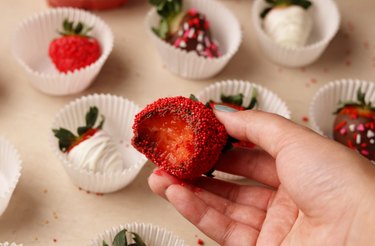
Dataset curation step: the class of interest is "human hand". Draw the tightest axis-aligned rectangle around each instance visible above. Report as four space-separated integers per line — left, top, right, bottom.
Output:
148 109 375 245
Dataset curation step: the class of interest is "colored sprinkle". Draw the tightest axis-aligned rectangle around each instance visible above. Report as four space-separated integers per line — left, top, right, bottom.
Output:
349 124 356 132
335 121 347 131
198 239 205 245
370 139 375 144
302 116 309 122
367 130 375 138
347 140 355 149
361 143 368 148
357 124 365 132
356 134 362 144
340 128 347 135
361 150 369 156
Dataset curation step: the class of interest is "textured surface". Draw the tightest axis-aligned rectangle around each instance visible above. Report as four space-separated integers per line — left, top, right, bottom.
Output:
1 0 375 245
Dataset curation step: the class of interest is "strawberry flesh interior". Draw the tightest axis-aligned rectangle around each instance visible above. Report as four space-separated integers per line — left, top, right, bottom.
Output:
139 114 195 167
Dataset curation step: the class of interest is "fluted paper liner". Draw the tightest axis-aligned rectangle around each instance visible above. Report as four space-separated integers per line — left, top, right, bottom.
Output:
50 94 147 193
89 223 186 246
0 243 23 246
252 0 340 67
0 137 22 217
197 80 291 180
145 0 242 79
12 8 113 96
309 79 375 138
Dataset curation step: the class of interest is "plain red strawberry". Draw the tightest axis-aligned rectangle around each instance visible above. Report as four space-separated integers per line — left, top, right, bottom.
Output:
333 90 375 161
132 96 228 179
53 106 104 153
49 19 101 73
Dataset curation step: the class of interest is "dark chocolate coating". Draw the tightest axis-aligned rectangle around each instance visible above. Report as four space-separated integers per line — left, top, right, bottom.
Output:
168 9 221 58
333 113 375 161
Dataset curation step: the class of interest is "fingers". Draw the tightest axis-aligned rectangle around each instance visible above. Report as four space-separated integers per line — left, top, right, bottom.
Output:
165 184 259 246
216 147 279 187
193 176 275 211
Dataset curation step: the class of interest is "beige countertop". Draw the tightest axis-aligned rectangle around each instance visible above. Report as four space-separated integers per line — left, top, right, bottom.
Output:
0 0 374 245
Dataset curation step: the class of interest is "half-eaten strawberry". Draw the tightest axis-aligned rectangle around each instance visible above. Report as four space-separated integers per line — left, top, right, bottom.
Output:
132 96 228 179
333 89 375 161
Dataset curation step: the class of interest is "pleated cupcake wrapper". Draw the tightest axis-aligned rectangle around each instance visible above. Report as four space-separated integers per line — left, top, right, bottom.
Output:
89 223 186 246
0 243 23 246
309 79 375 138
50 94 147 193
252 0 340 68
145 0 242 80
0 137 22 216
197 79 291 180
12 8 114 96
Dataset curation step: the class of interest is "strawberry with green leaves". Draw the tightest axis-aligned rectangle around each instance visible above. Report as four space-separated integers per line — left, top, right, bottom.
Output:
333 89 375 161
150 0 221 58
53 106 124 173
49 19 101 73
132 96 228 179
261 0 313 48
103 228 146 246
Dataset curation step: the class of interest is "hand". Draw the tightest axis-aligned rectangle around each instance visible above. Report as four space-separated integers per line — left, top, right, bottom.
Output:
148 110 375 245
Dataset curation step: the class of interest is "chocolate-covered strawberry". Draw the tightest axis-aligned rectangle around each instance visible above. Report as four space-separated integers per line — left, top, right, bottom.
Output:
150 0 221 58
49 19 101 73
132 96 228 179
333 89 375 161
261 0 313 48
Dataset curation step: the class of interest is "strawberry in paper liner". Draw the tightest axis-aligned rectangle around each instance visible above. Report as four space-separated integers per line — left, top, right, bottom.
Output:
150 0 221 58
49 19 101 73
261 0 313 48
333 89 375 161
53 106 124 173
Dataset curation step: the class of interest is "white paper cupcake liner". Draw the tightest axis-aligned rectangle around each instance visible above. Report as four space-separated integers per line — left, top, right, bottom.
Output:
0 243 23 246
145 0 242 80
309 79 375 138
196 79 291 180
89 223 186 246
12 8 114 96
252 0 340 67
0 137 22 217
50 94 147 193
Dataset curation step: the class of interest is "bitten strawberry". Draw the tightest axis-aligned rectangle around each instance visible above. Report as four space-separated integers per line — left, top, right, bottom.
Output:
150 0 221 58
53 106 124 173
333 89 375 161
49 19 101 73
261 0 312 48
132 96 228 179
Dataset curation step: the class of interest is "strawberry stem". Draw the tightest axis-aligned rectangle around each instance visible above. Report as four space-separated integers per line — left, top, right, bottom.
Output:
261 0 312 18
59 19 94 37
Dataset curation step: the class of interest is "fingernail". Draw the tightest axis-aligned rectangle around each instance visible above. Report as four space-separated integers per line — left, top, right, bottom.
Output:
213 104 238 112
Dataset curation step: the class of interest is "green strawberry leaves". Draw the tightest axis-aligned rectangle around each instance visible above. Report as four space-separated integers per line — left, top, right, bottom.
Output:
102 229 146 246
149 0 183 39
334 89 375 114
59 19 94 37
52 106 105 152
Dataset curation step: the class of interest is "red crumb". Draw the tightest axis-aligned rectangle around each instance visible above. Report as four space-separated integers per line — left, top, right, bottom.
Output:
153 169 163 176
53 238 57 243
197 239 204 245
302 116 309 122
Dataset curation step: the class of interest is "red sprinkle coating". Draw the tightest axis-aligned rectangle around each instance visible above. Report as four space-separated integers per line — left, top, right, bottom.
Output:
49 35 101 73
132 96 228 179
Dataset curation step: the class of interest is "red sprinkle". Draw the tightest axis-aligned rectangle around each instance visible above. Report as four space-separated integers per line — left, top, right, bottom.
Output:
335 121 347 131
302 116 309 122
347 140 355 149
197 239 204 245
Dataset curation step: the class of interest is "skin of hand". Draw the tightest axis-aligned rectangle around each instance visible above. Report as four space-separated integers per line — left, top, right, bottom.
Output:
148 109 375 246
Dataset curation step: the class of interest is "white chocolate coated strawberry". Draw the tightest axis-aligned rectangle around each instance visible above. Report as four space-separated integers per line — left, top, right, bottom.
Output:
68 130 124 173
263 5 312 48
